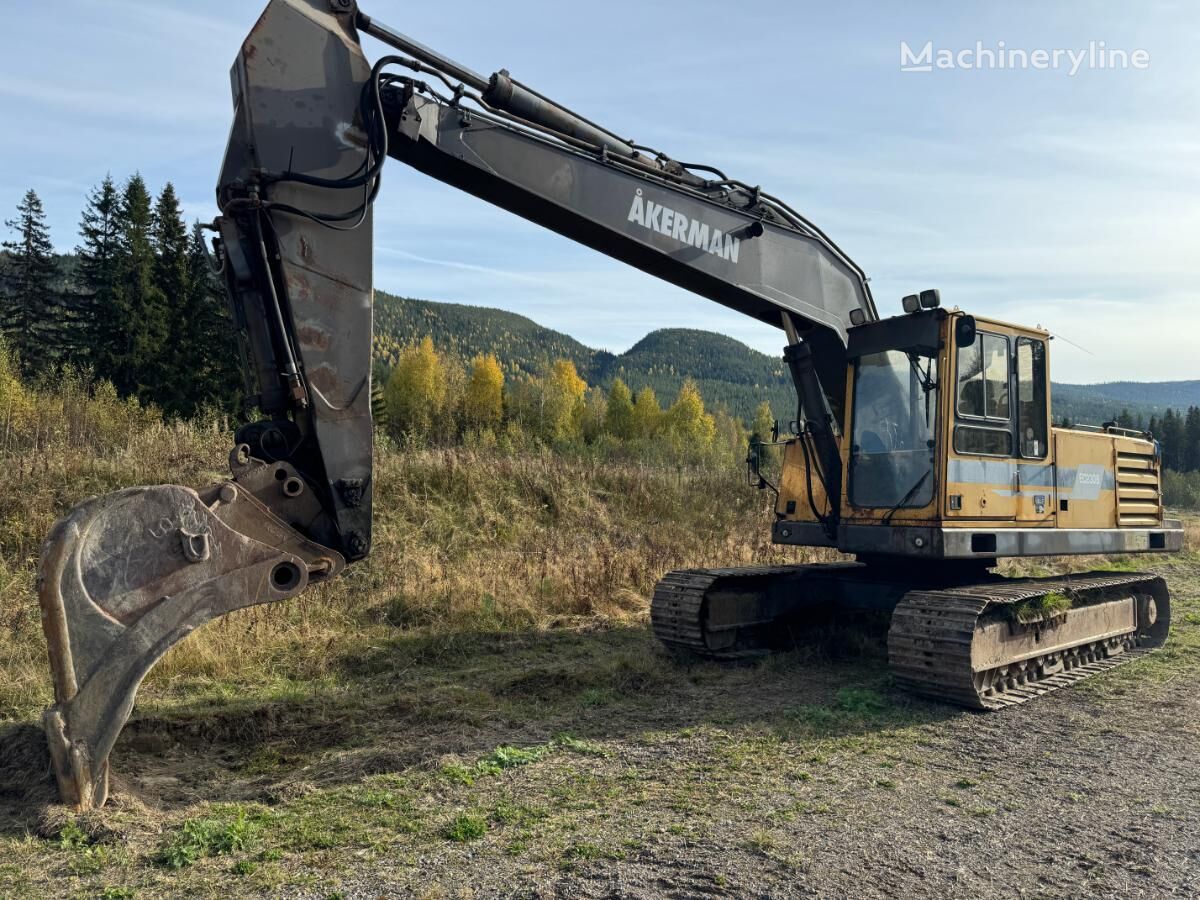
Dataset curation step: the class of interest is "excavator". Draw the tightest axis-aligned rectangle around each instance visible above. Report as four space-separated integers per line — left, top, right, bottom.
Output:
37 0 1182 809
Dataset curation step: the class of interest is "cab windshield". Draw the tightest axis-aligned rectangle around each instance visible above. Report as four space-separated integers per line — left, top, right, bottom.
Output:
849 350 938 509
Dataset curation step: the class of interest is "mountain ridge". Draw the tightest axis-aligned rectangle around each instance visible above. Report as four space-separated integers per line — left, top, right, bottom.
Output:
372 292 1199 425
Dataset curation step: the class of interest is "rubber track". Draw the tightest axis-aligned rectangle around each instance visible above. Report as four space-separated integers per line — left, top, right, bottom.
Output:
888 571 1168 709
650 565 806 657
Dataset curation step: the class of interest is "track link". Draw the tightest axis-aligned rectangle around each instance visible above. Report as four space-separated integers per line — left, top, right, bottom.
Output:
888 571 1170 709
650 565 807 658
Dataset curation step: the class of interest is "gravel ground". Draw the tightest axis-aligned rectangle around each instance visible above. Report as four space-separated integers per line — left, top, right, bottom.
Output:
3 558 1198 899
299 562 1200 899
306 669 1200 899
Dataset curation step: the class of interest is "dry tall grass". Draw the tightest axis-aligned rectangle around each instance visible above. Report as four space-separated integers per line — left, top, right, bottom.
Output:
4 369 1189 726
0 392 802 720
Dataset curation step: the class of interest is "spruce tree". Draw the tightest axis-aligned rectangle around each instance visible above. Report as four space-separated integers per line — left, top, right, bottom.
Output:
152 183 192 415
1185 407 1200 473
1160 409 1184 472
110 174 170 402
1 189 59 376
74 175 124 372
184 222 242 415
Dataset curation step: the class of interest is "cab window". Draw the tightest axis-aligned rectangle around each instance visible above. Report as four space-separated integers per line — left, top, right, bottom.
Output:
848 350 939 509
956 332 1009 420
955 331 1011 457
1016 337 1048 458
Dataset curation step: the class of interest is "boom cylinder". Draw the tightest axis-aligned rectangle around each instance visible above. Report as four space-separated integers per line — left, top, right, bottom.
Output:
358 10 706 185
357 13 490 90
481 70 638 160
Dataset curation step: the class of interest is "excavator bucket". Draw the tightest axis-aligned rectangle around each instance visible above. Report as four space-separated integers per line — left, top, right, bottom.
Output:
38 0 370 809
39 480 344 809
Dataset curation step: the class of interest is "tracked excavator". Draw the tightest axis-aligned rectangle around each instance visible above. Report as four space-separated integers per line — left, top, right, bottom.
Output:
38 0 1182 809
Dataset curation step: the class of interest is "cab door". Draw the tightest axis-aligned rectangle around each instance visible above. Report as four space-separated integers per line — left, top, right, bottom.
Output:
944 323 1018 521
1013 336 1055 525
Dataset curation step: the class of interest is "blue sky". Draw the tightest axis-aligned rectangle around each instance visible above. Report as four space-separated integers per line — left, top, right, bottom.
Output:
3 0 1197 383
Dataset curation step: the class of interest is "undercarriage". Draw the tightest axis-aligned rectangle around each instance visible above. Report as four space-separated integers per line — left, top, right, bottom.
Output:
651 564 1170 708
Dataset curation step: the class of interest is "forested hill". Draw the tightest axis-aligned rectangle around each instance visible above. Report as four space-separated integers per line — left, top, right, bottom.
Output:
372 292 1198 425
373 292 610 380
606 329 793 423
373 292 794 418
8 185 1190 428
1052 381 1200 425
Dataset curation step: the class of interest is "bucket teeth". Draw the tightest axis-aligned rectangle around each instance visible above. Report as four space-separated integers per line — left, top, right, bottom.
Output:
39 482 343 809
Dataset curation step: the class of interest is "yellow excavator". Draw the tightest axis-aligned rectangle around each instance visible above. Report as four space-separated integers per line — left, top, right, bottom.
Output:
37 0 1180 809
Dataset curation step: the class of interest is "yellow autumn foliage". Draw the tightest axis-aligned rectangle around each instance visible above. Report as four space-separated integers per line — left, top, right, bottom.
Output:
630 386 662 439
464 353 504 430
384 336 447 440
664 378 716 447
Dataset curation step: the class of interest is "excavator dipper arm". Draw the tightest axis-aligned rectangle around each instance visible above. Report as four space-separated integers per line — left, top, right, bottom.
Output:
37 0 872 808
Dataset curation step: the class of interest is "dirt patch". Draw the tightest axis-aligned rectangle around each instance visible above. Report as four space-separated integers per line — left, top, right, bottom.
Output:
0 724 56 829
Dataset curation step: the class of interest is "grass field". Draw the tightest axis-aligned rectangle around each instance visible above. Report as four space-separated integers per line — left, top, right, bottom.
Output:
1 426 1198 898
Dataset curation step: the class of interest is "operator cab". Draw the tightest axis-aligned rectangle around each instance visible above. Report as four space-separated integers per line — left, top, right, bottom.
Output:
845 304 1052 525
842 291 953 521
772 293 1180 560
840 304 1060 547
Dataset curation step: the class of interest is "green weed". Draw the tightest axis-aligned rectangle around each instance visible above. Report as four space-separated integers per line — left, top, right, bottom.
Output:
564 841 624 861
742 830 777 854
442 813 487 842
155 808 258 869
1013 591 1073 623
836 686 890 715
491 799 546 826
554 734 610 757
68 844 121 876
57 819 90 850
